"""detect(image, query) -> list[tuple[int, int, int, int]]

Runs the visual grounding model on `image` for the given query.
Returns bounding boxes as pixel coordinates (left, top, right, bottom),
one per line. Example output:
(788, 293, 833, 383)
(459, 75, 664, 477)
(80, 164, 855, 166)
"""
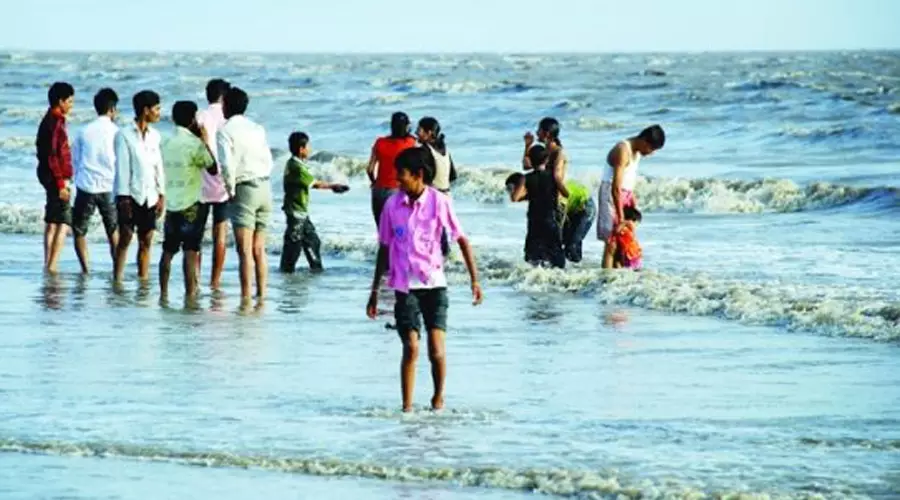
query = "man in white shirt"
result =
(113, 90, 165, 283)
(216, 86, 273, 301)
(71, 88, 120, 274)
(196, 78, 231, 290)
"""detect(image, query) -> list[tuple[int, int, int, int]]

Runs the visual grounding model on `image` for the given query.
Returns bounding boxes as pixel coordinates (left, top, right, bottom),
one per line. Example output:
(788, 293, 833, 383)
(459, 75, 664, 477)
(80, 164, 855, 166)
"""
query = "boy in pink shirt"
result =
(366, 146, 483, 413)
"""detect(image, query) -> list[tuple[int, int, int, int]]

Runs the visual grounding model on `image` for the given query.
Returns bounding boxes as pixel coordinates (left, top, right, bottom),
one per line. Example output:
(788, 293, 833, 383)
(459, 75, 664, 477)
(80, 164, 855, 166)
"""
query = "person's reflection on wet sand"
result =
(37, 273, 66, 310)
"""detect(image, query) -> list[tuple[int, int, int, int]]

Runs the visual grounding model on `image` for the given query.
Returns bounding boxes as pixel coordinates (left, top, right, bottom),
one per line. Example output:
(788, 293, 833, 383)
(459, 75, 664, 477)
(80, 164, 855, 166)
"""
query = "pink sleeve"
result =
(441, 195, 465, 242)
(378, 198, 393, 246)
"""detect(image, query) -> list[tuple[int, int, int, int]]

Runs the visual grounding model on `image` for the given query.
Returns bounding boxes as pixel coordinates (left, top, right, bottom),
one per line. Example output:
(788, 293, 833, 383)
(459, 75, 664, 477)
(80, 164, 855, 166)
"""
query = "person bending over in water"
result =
(561, 179, 595, 263)
(279, 131, 349, 273)
(505, 145, 565, 269)
(367, 146, 482, 413)
(597, 125, 664, 269)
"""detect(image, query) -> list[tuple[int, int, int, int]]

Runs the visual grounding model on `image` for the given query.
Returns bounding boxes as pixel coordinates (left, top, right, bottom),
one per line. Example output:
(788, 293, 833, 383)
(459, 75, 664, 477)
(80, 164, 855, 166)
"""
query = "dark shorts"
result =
(163, 203, 209, 254)
(43, 184, 72, 226)
(394, 288, 449, 339)
(117, 198, 158, 234)
(371, 187, 397, 226)
(72, 191, 117, 237)
(202, 201, 230, 226)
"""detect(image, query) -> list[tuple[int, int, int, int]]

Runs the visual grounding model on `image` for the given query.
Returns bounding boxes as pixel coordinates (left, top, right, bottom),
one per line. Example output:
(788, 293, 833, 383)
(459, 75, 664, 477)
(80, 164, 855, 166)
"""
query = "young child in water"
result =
(614, 206, 642, 270)
(279, 131, 349, 273)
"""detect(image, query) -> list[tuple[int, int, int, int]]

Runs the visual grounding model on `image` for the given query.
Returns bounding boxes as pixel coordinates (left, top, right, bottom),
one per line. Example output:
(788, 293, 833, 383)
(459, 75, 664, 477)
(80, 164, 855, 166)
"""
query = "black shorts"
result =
(202, 201, 230, 226)
(163, 203, 209, 254)
(117, 198, 158, 234)
(394, 288, 449, 339)
(43, 184, 72, 226)
(72, 191, 117, 237)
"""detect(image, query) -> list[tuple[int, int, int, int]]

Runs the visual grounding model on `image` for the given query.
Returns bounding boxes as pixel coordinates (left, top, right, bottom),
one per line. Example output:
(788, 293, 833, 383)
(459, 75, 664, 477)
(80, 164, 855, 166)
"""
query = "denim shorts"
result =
(72, 191, 117, 237)
(163, 203, 209, 254)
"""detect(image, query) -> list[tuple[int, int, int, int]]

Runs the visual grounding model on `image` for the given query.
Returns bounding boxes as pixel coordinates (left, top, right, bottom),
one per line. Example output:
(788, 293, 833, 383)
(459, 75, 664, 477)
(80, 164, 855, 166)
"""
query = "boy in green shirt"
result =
(279, 132, 349, 273)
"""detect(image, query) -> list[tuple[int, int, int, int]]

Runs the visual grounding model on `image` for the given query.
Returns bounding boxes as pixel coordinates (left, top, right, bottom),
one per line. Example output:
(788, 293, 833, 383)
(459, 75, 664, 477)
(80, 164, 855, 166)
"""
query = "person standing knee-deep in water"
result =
(158, 100, 218, 299)
(279, 132, 349, 274)
(597, 125, 665, 269)
(71, 88, 120, 275)
(366, 112, 416, 228)
(216, 86, 274, 302)
(196, 78, 231, 290)
(561, 179, 595, 263)
(505, 145, 565, 269)
(36, 82, 75, 274)
(113, 90, 165, 283)
(366, 146, 483, 413)
(416, 116, 458, 256)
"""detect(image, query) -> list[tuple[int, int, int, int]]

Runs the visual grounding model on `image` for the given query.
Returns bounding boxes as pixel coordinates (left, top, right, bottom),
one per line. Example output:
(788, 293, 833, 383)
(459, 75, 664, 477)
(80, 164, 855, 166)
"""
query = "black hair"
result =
(132, 90, 160, 118)
(538, 117, 562, 147)
(624, 206, 642, 223)
(395, 146, 435, 184)
(205, 79, 231, 104)
(93, 87, 118, 115)
(48, 82, 74, 107)
(418, 116, 447, 154)
(505, 172, 524, 187)
(223, 87, 249, 118)
(390, 112, 411, 139)
(638, 124, 665, 150)
(288, 131, 309, 156)
(171, 100, 198, 129)
(528, 144, 549, 168)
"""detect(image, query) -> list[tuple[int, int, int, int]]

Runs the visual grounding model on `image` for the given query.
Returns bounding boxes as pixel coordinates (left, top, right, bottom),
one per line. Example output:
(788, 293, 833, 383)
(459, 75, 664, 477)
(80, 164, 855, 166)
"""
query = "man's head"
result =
(206, 78, 231, 105)
(528, 144, 549, 170)
(289, 131, 310, 159)
(223, 87, 249, 119)
(634, 124, 665, 156)
(93, 88, 118, 119)
(394, 146, 435, 195)
(172, 100, 199, 130)
(537, 117, 560, 145)
(132, 90, 161, 123)
(48, 82, 75, 115)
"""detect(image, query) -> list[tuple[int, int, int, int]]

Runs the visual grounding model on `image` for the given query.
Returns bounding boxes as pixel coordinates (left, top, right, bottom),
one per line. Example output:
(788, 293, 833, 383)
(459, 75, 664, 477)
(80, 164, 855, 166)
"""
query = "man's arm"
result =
(522, 132, 534, 170)
(198, 126, 217, 175)
(366, 144, 378, 185)
(48, 120, 69, 190)
(457, 236, 483, 305)
(449, 155, 458, 183)
(553, 153, 569, 198)
(216, 129, 235, 197)
(509, 178, 527, 202)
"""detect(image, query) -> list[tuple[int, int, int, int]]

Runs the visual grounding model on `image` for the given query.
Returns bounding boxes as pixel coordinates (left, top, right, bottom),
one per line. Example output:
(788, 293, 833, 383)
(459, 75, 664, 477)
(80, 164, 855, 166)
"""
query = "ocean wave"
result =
(0, 136, 33, 150)
(775, 126, 868, 141)
(574, 117, 626, 131)
(887, 102, 900, 114)
(798, 437, 900, 451)
(356, 94, 407, 106)
(0, 107, 96, 125)
(0, 437, 857, 500)
(725, 79, 804, 92)
(370, 78, 533, 95)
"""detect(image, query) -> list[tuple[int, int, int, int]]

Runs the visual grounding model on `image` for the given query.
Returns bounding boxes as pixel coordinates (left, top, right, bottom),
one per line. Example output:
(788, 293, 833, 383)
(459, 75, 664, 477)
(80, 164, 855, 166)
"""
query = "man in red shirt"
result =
(36, 82, 75, 273)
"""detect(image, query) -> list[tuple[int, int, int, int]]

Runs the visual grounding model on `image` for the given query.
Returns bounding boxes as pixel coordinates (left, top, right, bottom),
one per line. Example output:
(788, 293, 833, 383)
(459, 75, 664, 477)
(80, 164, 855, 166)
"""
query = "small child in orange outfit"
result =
(615, 206, 643, 270)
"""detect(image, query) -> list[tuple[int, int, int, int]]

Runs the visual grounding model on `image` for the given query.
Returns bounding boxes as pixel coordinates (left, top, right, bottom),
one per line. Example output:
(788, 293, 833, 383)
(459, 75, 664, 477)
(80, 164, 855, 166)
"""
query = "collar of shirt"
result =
(50, 107, 66, 122)
(400, 187, 429, 207)
(174, 125, 194, 137)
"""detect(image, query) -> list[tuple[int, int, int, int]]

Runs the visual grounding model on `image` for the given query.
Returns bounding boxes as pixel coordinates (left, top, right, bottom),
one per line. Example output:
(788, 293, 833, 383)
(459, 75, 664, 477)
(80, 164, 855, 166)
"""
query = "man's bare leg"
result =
(211, 221, 227, 289)
(137, 229, 154, 281)
(47, 224, 68, 273)
(252, 229, 267, 299)
(184, 250, 199, 297)
(74, 235, 90, 274)
(234, 227, 253, 300)
(114, 227, 134, 282)
(400, 330, 420, 412)
(43, 223, 54, 270)
(106, 229, 119, 262)
(602, 240, 617, 269)
(428, 329, 446, 410)
(159, 251, 174, 298)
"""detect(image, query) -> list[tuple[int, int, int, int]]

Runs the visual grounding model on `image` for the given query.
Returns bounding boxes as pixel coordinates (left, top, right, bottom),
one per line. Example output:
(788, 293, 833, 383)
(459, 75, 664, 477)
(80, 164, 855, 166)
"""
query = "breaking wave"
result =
(0, 437, 860, 499)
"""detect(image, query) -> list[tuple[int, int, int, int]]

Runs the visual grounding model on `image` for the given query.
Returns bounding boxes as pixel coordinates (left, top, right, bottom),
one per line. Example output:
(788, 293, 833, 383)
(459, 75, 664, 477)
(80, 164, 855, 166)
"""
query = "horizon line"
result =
(2, 47, 899, 55)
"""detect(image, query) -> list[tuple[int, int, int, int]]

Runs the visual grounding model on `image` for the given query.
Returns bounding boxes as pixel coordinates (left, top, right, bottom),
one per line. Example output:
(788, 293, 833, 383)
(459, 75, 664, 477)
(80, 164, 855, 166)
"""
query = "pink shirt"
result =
(378, 187, 464, 293)
(197, 103, 229, 203)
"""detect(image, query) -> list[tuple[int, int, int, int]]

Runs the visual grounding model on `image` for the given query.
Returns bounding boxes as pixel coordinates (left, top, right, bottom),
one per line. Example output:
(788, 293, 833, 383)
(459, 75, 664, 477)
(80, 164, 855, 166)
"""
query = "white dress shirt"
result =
(114, 122, 165, 207)
(72, 115, 119, 194)
(216, 115, 273, 196)
(197, 103, 229, 203)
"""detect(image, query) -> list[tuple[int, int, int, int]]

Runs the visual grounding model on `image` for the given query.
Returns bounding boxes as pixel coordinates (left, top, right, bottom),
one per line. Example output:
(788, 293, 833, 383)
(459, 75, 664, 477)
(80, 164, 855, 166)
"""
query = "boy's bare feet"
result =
(431, 395, 444, 411)
(402, 405, 414, 413)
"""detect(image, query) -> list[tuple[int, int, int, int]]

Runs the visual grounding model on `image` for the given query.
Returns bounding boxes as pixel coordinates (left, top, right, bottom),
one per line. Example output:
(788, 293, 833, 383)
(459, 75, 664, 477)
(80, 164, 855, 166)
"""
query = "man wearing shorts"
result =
(216, 87, 274, 301)
(113, 90, 165, 283)
(71, 88, 120, 274)
(196, 78, 231, 290)
(36, 82, 75, 273)
(159, 100, 217, 298)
